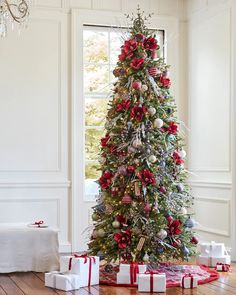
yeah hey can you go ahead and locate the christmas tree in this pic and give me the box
[88,9,197,264]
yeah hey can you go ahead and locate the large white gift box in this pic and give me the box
[55,274,80,291]
[200,241,224,257]
[117,263,147,285]
[196,255,210,266]
[45,271,59,288]
[60,255,99,287]
[181,274,198,289]
[138,272,166,293]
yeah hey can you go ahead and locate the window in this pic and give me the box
[83,25,165,200]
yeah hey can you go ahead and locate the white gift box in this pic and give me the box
[117,263,147,285]
[196,255,210,266]
[45,271,59,288]
[211,255,231,267]
[55,274,80,291]
[181,275,198,289]
[60,255,99,287]
[200,241,224,257]
[138,273,166,293]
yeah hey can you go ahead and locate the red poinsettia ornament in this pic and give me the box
[173,151,184,165]
[99,171,113,190]
[168,218,182,236]
[114,230,131,249]
[138,168,156,186]
[159,74,171,88]
[143,36,158,51]
[116,99,131,112]
[165,121,178,134]
[130,57,145,70]
[101,133,110,147]
[131,103,147,122]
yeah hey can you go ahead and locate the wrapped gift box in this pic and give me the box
[196,255,210,266]
[181,274,198,289]
[138,273,166,293]
[55,274,80,291]
[45,271,59,288]
[117,263,147,285]
[200,241,224,257]
[215,263,230,272]
[60,255,99,287]
[211,255,231,267]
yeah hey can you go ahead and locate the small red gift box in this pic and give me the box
[215,262,230,272]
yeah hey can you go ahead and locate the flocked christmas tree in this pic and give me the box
[88,9,198,264]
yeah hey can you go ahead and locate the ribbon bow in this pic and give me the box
[68,254,96,286]
[215,262,230,272]
[144,270,162,292]
[34,220,44,227]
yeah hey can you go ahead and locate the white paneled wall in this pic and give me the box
[0,0,186,252]
[186,0,236,259]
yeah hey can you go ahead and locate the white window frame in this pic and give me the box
[71,9,179,251]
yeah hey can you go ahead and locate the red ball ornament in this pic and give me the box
[121,194,132,204]
[127,166,135,173]
[148,67,158,77]
[191,236,199,245]
[158,186,166,194]
[132,80,142,90]
[144,203,151,216]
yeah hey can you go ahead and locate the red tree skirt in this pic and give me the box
[99,263,219,288]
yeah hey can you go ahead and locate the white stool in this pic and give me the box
[0,223,60,273]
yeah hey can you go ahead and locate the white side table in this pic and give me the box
[0,223,60,273]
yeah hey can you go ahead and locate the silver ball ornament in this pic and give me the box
[143,252,149,262]
[154,118,164,128]
[179,149,186,158]
[157,229,168,240]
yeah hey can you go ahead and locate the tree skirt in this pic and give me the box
[99,263,219,288]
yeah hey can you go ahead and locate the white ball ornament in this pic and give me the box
[157,229,168,240]
[154,118,164,129]
[112,220,120,229]
[97,229,105,238]
[143,252,149,262]
[148,107,156,116]
[148,155,157,163]
[181,207,188,215]
[179,150,187,159]
[142,84,148,92]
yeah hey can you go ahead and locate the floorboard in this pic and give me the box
[0,263,235,294]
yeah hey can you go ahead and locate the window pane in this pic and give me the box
[85,98,108,126]
[85,162,101,180]
[83,30,109,63]
[84,64,109,93]
[110,31,124,64]
[85,128,104,160]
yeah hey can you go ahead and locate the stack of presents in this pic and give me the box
[44,241,230,292]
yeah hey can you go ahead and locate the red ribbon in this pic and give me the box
[182,273,194,288]
[34,220,44,227]
[68,254,96,286]
[215,262,230,272]
[144,270,160,292]
[130,263,140,284]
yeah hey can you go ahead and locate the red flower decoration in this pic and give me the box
[144,37,158,51]
[159,75,171,88]
[127,166,135,173]
[131,103,147,122]
[130,57,145,70]
[116,99,131,112]
[100,133,110,147]
[123,39,137,55]
[118,50,126,61]
[99,171,113,190]
[173,151,184,165]
[138,168,156,186]
[168,219,182,236]
[114,230,131,249]
[165,121,178,134]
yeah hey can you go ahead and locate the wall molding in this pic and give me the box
[0,181,71,189]
[195,196,230,237]
[189,180,232,190]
